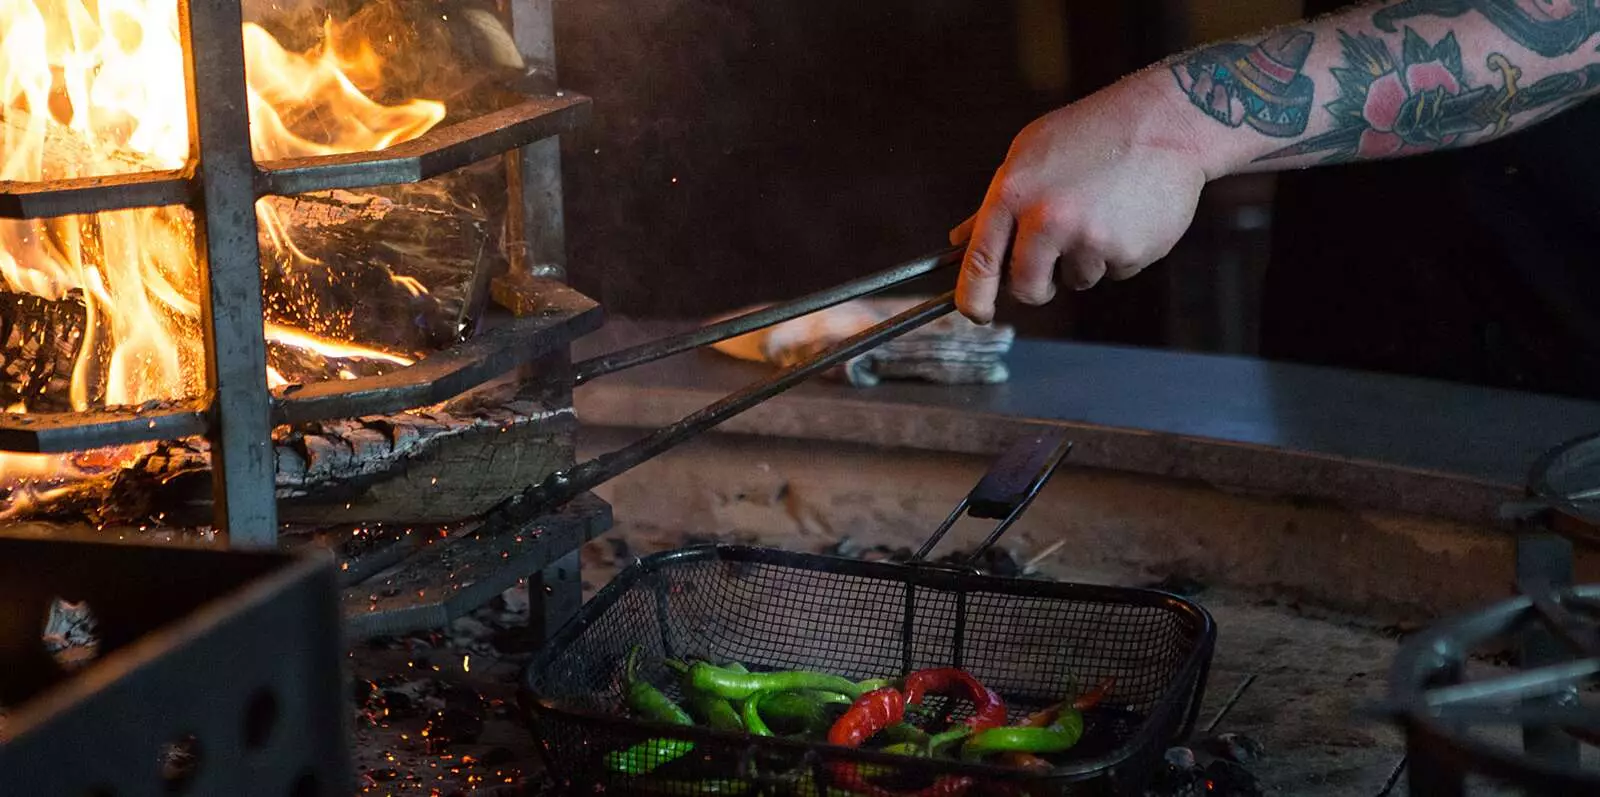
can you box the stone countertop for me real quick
[571,321,1600,525]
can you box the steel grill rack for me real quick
[1387,574,1600,795]
[523,428,1218,796]
[1388,432,1600,795]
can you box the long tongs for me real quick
[909,427,1074,567]
[481,245,965,532]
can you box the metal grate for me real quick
[526,544,1215,796]
[0,0,592,548]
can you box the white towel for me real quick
[711,297,1014,387]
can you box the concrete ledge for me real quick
[574,323,1600,527]
[579,429,1600,624]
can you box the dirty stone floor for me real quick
[345,519,1534,797]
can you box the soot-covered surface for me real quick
[343,515,1495,796]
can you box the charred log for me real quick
[0,291,85,413]
[10,387,572,527]
[259,186,497,354]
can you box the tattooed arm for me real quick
[952,0,1600,323]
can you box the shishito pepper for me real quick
[747,690,851,737]
[605,647,697,774]
[960,710,1084,759]
[689,661,863,702]
[995,676,1115,771]
[666,659,745,732]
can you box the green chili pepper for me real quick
[664,658,745,731]
[857,677,897,692]
[688,691,744,731]
[878,722,931,745]
[856,741,927,778]
[742,692,775,736]
[750,691,805,735]
[624,648,694,726]
[604,738,696,774]
[960,710,1084,759]
[736,690,849,737]
[928,726,974,754]
[609,647,696,775]
[688,661,863,702]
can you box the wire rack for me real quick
[524,545,1214,796]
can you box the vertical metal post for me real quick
[505,0,568,282]
[179,0,278,548]
[507,0,582,640]
[1516,532,1579,767]
[1409,658,1468,797]
[528,549,584,642]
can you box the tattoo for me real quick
[1258,27,1600,163]
[1374,0,1599,58]
[1171,29,1317,137]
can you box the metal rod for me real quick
[486,291,958,528]
[1203,673,1260,733]
[965,439,1074,564]
[571,245,963,385]
[453,235,494,342]
[1424,659,1600,707]
[1517,534,1582,767]
[912,498,972,561]
[504,0,566,283]
[180,0,277,548]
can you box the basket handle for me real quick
[911,427,1074,564]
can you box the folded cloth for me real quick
[710,297,1014,387]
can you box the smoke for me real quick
[553,0,1044,320]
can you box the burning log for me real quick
[0,290,84,413]
[0,108,153,177]
[259,186,497,354]
[13,380,572,527]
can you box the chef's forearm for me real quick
[1134,1,1600,177]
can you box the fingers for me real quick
[1006,217,1060,306]
[1065,251,1108,291]
[955,201,1015,325]
[948,214,977,246]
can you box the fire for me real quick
[0,0,446,498]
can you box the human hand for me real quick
[951,73,1217,323]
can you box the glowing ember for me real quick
[0,0,445,495]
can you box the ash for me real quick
[348,585,543,796]
[349,519,1425,796]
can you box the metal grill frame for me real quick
[0,534,350,796]
[0,0,591,549]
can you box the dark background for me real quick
[551,0,1298,352]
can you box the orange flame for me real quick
[0,0,445,502]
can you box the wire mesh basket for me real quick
[523,430,1216,796]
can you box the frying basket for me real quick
[523,429,1216,796]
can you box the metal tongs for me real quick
[482,244,965,532]
[907,427,1075,569]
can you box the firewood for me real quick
[258,184,498,353]
[3,380,573,527]
[0,107,155,177]
[0,290,84,412]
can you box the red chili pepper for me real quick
[902,668,1007,731]
[1071,676,1115,711]
[828,687,907,748]
[827,688,972,797]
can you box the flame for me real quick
[0,0,446,501]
